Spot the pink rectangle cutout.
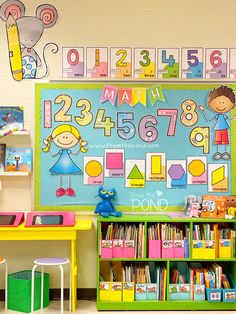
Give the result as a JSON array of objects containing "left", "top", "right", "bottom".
[{"left": 106, "top": 153, "right": 123, "bottom": 169}]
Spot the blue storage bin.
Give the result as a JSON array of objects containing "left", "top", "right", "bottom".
[
  {"left": 179, "top": 283, "right": 191, "bottom": 300},
  {"left": 146, "top": 283, "right": 158, "bottom": 300},
  {"left": 206, "top": 287, "right": 221, "bottom": 302},
  {"left": 194, "top": 284, "right": 205, "bottom": 301},
  {"left": 169, "top": 284, "right": 179, "bottom": 300},
  {"left": 222, "top": 275, "right": 236, "bottom": 303},
  {"left": 135, "top": 284, "right": 147, "bottom": 301}
]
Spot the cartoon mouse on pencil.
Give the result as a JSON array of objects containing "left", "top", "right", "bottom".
[{"left": 0, "top": 0, "right": 58, "bottom": 80}]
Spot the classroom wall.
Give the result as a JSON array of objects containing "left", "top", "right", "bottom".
[{"left": 0, "top": 0, "right": 235, "bottom": 289}]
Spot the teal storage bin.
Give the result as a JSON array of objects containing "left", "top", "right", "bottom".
[
  {"left": 206, "top": 287, "right": 221, "bottom": 302},
  {"left": 194, "top": 284, "right": 205, "bottom": 301},
  {"left": 8, "top": 270, "right": 49, "bottom": 313},
  {"left": 179, "top": 283, "right": 191, "bottom": 300},
  {"left": 169, "top": 284, "right": 179, "bottom": 300},
  {"left": 135, "top": 284, "right": 147, "bottom": 301},
  {"left": 222, "top": 275, "right": 236, "bottom": 302},
  {"left": 146, "top": 283, "right": 158, "bottom": 300}
]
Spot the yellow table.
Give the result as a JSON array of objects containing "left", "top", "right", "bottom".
[{"left": 0, "top": 220, "right": 92, "bottom": 312}]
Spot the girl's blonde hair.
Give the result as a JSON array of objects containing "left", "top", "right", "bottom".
[{"left": 42, "top": 124, "right": 87, "bottom": 153}]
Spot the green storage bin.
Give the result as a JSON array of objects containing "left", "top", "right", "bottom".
[{"left": 8, "top": 270, "right": 49, "bottom": 313}]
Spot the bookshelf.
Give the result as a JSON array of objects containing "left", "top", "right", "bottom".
[{"left": 97, "top": 215, "right": 236, "bottom": 311}]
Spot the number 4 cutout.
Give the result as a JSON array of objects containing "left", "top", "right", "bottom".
[{"left": 94, "top": 109, "right": 115, "bottom": 136}]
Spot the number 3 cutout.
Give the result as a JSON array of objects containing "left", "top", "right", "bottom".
[{"left": 75, "top": 99, "right": 93, "bottom": 126}]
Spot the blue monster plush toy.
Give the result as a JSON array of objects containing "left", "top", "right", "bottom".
[{"left": 94, "top": 186, "right": 122, "bottom": 218}]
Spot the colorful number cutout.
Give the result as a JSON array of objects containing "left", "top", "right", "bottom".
[
  {"left": 67, "top": 49, "right": 79, "bottom": 66},
  {"left": 74, "top": 98, "right": 93, "bottom": 126},
  {"left": 139, "top": 50, "right": 151, "bottom": 67},
  {"left": 117, "top": 112, "right": 135, "bottom": 140},
  {"left": 157, "top": 109, "right": 178, "bottom": 136},
  {"left": 94, "top": 109, "right": 115, "bottom": 136},
  {"left": 116, "top": 49, "right": 127, "bottom": 67},
  {"left": 138, "top": 115, "right": 158, "bottom": 142},
  {"left": 187, "top": 50, "right": 199, "bottom": 67},
  {"left": 54, "top": 94, "right": 72, "bottom": 122},
  {"left": 44, "top": 100, "right": 52, "bottom": 128},
  {"left": 162, "top": 50, "right": 175, "bottom": 67},
  {"left": 180, "top": 99, "right": 198, "bottom": 127},
  {"left": 190, "top": 127, "right": 210, "bottom": 154},
  {"left": 210, "top": 50, "right": 222, "bottom": 67},
  {"left": 95, "top": 49, "right": 100, "bottom": 66}
]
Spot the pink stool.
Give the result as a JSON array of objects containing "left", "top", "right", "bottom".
[
  {"left": 0, "top": 257, "right": 8, "bottom": 310},
  {"left": 31, "top": 257, "right": 71, "bottom": 313}
]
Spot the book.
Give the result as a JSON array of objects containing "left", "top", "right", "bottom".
[
  {"left": 5, "top": 147, "right": 32, "bottom": 173},
  {"left": 0, "top": 106, "right": 24, "bottom": 136},
  {"left": 0, "top": 144, "right": 6, "bottom": 172}
]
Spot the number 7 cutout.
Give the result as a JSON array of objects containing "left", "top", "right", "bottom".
[{"left": 157, "top": 109, "right": 178, "bottom": 136}]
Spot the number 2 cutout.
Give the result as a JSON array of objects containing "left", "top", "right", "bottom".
[
  {"left": 54, "top": 94, "right": 72, "bottom": 122},
  {"left": 116, "top": 49, "right": 127, "bottom": 67},
  {"left": 157, "top": 109, "right": 178, "bottom": 136}
]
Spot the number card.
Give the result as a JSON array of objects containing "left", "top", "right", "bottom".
[
  {"left": 158, "top": 48, "right": 180, "bottom": 79},
  {"left": 86, "top": 47, "right": 108, "bottom": 78},
  {"left": 187, "top": 156, "right": 207, "bottom": 185},
  {"left": 229, "top": 49, "right": 236, "bottom": 78},
  {"left": 205, "top": 48, "right": 228, "bottom": 79},
  {"left": 134, "top": 48, "right": 156, "bottom": 79},
  {"left": 110, "top": 48, "right": 132, "bottom": 78},
  {"left": 62, "top": 47, "right": 84, "bottom": 78},
  {"left": 125, "top": 160, "right": 145, "bottom": 188},
  {"left": 181, "top": 48, "right": 203, "bottom": 79},
  {"left": 84, "top": 156, "right": 104, "bottom": 185},
  {"left": 146, "top": 153, "right": 166, "bottom": 181},
  {"left": 167, "top": 160, "right": 187, "bottom": 189},
  {"left": 208, "top": 164, "right": 228, "bottom": 192}
]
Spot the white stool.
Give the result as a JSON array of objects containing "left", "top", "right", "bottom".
[
  {"left": 0, "top": 257, "right": 8, "bottom": 310},
  {"left": 31, "top": 257, "right": 71, "bottom": 313}
]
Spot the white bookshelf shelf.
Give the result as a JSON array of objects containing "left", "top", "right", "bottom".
[{"left": 0, "top": 130, "right": 30, "bottom": 137}]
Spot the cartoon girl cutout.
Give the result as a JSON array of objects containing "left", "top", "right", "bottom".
[
  {"left": 42, "top": 124, "right": 87, "bottom": 197},
  {"left": 199, "top": 85, "right": 236, "bottom": 160}
]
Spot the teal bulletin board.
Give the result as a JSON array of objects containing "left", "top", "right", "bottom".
[{"left": 35, "top": 83, "right": 236, "bottom": 212}]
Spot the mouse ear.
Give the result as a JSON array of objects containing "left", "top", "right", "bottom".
[
  {"left": 36, "top": 4, "right": 58, "bottom": 28},
  {"left": 0, "top": 0, "right": 25, "bottom": 21}
]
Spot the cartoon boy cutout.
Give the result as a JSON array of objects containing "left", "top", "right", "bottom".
[
  {"left": 43, "top": 124, "right": 87, "bottom": 197},
  {"left": 199, "top": 85, "right": 236, "bottom": 160}
]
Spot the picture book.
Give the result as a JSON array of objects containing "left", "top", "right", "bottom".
[
  {"left": 5, "top": 148, "right": 32, "bottom": 173},
  {"left": 0, "top": 106, "right": 23, "bottom": 136},
  {"left": 0, "top": 144, "right": 6, "bottom": 172}
]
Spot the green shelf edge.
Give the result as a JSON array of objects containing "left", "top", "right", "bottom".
[{"left": 97, "top": 300, "right": 236, "bottom": 310}]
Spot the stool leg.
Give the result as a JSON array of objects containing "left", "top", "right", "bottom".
[
  {"left": 59, "top": 265, "right": 64, "bottom": 314},
  {"left": 69, "top": 261, "right": 72, "bottom": 311},
  {"left": 31, "top": 265, "right": 38, "bottom": 313},
  {"left": 41, "top": 265, "right": 44, "bottom": 310},
  {"left": 5, "top": 261, "right": 8, "bottom": 310}
]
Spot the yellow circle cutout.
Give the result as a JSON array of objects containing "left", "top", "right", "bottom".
[{"left": 85, "top": 160, "right": 102, "bottom": 177}]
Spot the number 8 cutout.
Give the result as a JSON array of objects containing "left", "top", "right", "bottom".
[{"left": 180, "top": 99, "right": 198, "bottom": 127}]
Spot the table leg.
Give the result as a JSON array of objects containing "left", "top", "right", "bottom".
[{"left": 71, "top": 239, "right": 77, "bottom": 312}]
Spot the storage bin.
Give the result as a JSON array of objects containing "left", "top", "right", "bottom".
[
  {"left": 219, "top": 239, "right": 231, "bottom": 258},
  {"left": 162, "top": 240, "right": 173, "bottom": 258},
  {"left": 8, "top": 270, "right": 49, "bottom": 313},
  {"left": 179, "top": 283, "right": 191, "bottom": 300},
  {"left": 203, "top": 240, "right": 216, "bottom": 259},
  {"left": 112, "top": 239, "right": 124, "bottom": 258},
  {"left": 148, "top": 240, "right": 161, "bottom": 258},
  {"left": 123, "top": 282, "right": 134, "bottom": 301},
  {"left": 222, "top": 275, "right": 236, "bottom": 302},
  {"left": 173, "top": 240, "right": 185, "bottom": 258},
  {"left": 192, "top": 240, "right": 204, "bottom": 259},
  {"left": 135, "top": 283, "right": 147, "bottom": 300},
  {"left": 169, "top": 284, "right": 179, "bottom": 300},
  {"left": 194, "top": 284, "right": 205, "bottom": 301},
  {"left": 99, "top": 281, "right": 111, "bottom": 301},
  {"left": 100, "top": 240, "right": 112, "bottom": 258},
  {"left": 146, "top": 283, "right": 158, "bottom": 300},
  {"left": 110, "top": 282, "right": 122, "bottom": 301},
  {"left": 124, "top": 240, "right": 135, "bottom": 258},
  {"left": 206, "top": 287, "right": 221, "bottom": 302}
]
